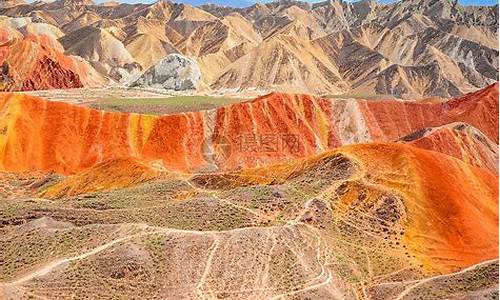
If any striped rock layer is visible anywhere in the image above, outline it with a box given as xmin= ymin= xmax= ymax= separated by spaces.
xmin=0 ymin=83 xmax=497 ymax=175
xmin=0 ymin=29 xmax=102 ymax=91
xmin=340 ymin=143 xmax=498 ymax=274
xmin=402 ymin=122 xmax=498 ymax=173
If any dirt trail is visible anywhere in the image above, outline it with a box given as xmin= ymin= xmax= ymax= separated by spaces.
xmin=5 ymin=228 xmax=164 ymax=286
xmin=393 ymin=258 xmax=499 ymax=300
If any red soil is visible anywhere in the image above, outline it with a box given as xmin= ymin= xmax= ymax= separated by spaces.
xmin=405 ymin=123 xmax=498 ymax=173
xmin=216 ymin=83 xmax=498 ymax=169
xmin=359 ymin=82 xmax=499 ymax=143
xmin=0 ymin=29 xmax=96 ymax=91
xmin=0 ymin=84 xmax=497 ymax=174
xmin=0 ymin=93 xmax=207 ymax=174
xmin=341 ymin=143 xmax=498 ymax=273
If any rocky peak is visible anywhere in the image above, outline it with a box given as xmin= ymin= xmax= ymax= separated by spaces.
xmin=0 ymin=0 xmax=26 ymax=8
xmin=130 ymin=54 xmax=201 ymax=91
xmin=55 ymin=0 xmax=94 ymax=5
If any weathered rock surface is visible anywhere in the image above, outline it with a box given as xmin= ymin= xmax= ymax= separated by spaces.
xmin=0 ymin=83 xmax=496 ymax=174
xmin=0 ymin=27 xmax=104 ymax=91
xmin=130 ymin=54 xmax=201 ymax=91
xmin=58 ymin=26 xmax=140 ymax=82
xmin=0 ymin=0 xmax=25 ymax=9
xmin=400 ymin=122 xmax=499 ymax=173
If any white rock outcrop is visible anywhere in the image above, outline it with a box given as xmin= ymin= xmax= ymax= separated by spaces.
xmin=130 ymin=54 xmax=201 ymax=91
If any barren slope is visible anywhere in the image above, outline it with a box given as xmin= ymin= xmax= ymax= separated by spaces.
xmin=0 ymin=142 xmax=497 ymax=299
xmin=400 ymin=122 xmax=498 ymax=173
xmin=0 ymin=0 xmax=497 ymax=96
xmin=58 ymin=25 xmax=139 ymax=81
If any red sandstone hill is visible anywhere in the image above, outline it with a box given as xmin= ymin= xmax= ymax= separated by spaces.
xmin=39 ymin=142 xmax=499 ymax=274
xmin=191 ymin=142 xmax=499 ymax=273
xmin=0 ymin=29 xmax=104 ymax=91
xmin=400 ymin=122 xmax=498 ymax=173
xmin=0 ymin=83 xmax=497 ymax=174
xmin=40 ymin=139 xmax=499 ymax=275
xmin=213 ymin=82 xmax=498 ymax=169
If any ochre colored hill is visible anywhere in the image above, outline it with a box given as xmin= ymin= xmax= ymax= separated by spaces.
xmin=340 ymin=143 xmax=497 ymax=273
xmin=40 ymin=157 xmax=166 ymax=199
xmin=359 ymin=82 xmax=499 ymax=144
xmin=0 ymin=93 xmax=207 ymax=174
xmin=193 ymin=142 xmax=499 ymax=274
xmin=0 ymin=29 xmax=104 ymax=91
xmin=0 ymin=84 xmax=497 ymax=174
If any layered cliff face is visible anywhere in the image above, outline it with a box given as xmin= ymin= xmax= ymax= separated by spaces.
xmin=0 ymin=93 xmax=207 ymax=174
xmin=0 ymin=83 xmax=496 ymax=174
xmin=0 ymin=28 xmax=105 ymax=91
xmin=210 ymin=82 xmax=498 ymax=170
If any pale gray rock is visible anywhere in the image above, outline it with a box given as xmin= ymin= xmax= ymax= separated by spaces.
xmin=130 ymin=54 xmax=201 ymax=91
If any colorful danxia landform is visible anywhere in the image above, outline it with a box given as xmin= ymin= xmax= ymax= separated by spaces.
xmin=190 ymin=142 xmax=499 ymax=274
xmin=0 ymin=28 xmax=103 ymax=91
xmin=0 ymin=83 xmax=497 ymax=174
xmin=42 ymin=141 xmax=498 ymax=275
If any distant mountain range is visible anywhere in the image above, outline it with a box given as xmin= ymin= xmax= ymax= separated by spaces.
xmin=0 ymin=0 xmax=498 ymax=97
xmin=27 ymin=0 xmax=500 ymax=7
